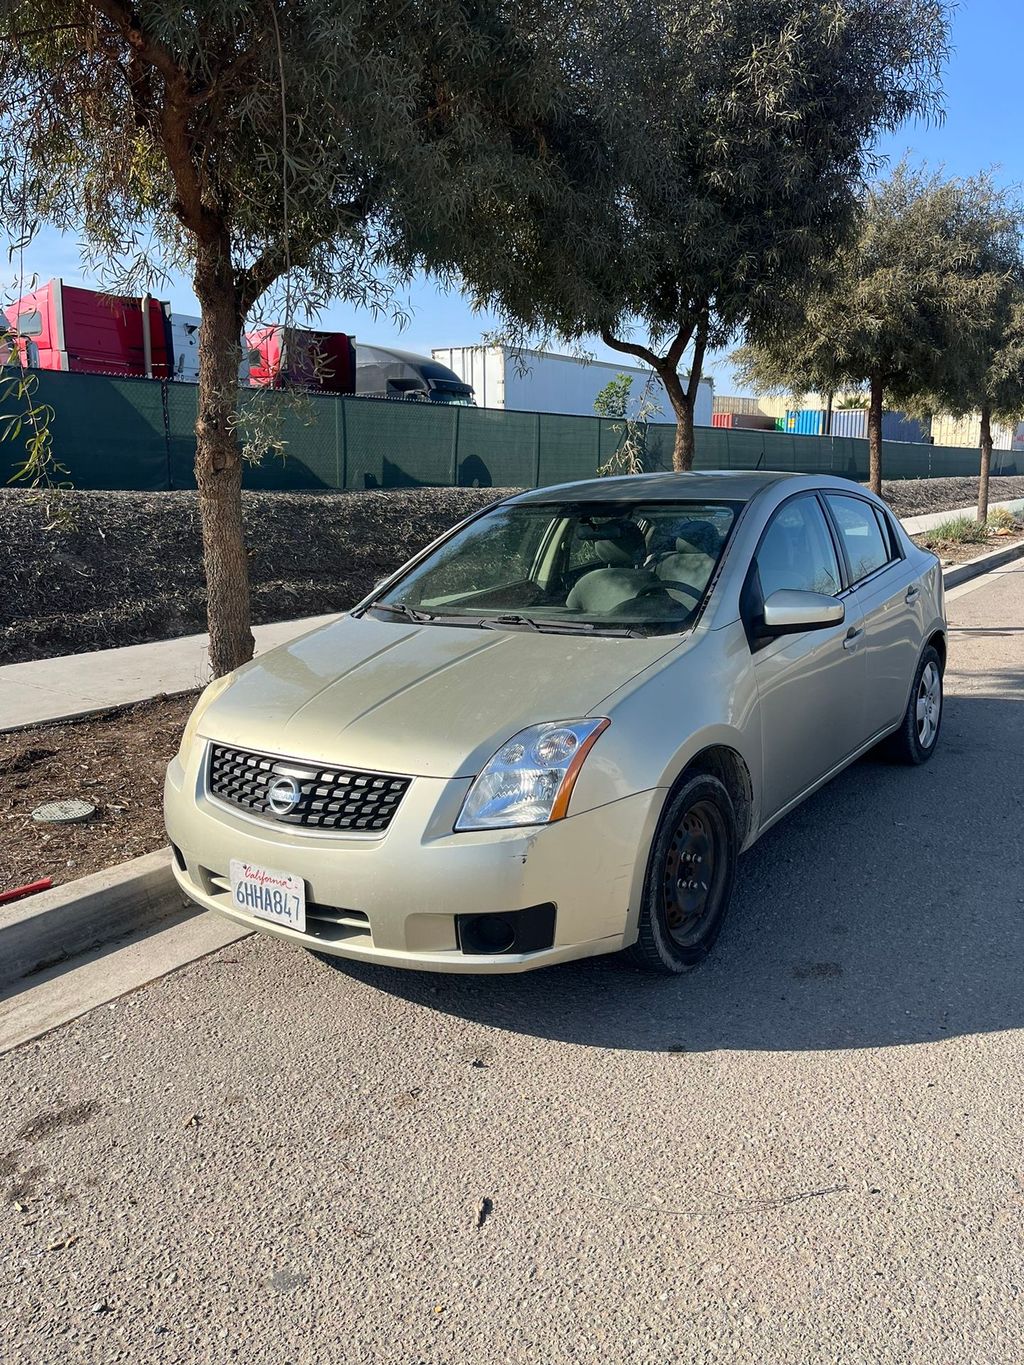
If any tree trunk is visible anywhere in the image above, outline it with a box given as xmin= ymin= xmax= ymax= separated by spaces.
xmin=194 ymin=234 xmax=254 ymax=677
xmin=658 ymin=364 xmax=695 ymax=472
xmin=824 ymin=390 xmax=834 ymax=437
xmin=867 ymin=373 xmax=884 ymax=497
xmin=977 ymin=404 xmax=993 ymax=524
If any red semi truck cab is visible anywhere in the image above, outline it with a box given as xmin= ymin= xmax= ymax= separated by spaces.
xmin=246 ymin=325 xmax=355 ymax=392
xmin=4 ymin=278 xmax=172 ymax=377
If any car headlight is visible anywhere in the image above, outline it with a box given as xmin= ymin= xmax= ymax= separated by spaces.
xmin=177 ymin=672 xmax=236 ymax=759
xmin=455 ymin=719 xmax=610 ymax=831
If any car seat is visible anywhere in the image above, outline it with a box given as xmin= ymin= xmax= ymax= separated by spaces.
xmin=566 ymin=523 xmax=655 ymax=613
xmin=655 ymin=520 xmax=722 ymax=600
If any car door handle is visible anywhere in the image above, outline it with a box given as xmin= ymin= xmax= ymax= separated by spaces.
xmin=843 ymin=626 xmax=863 ymax=651
xmin=905 ymin=585 xmax=920 ymax=603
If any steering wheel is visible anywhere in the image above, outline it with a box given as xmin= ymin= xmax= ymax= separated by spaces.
xmin=634 ymin=580 xmax=701 ymax=605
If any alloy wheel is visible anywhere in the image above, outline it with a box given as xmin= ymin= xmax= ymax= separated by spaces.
xmin=916 ymin=660 xmax=941 ymax=749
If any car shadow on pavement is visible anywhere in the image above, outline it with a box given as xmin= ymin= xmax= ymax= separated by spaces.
xmin=329 ymin=694 xmax=1024 ymax=1054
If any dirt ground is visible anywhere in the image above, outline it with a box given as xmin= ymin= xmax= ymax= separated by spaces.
xmin=3 ymin=477 xmax=1022 ymax=665
xmin=0 ymin=693 xmax=196 ymax=893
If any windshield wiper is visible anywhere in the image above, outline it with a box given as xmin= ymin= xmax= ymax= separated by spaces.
xmin=479 ymin=614 xmax=541 ymax=632
xmin=367 ymin=601 xmax=435 ymax=623
xmin=480 ymin=614 xmax=644 ymax=638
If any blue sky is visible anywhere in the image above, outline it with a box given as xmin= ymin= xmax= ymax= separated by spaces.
xmin=6 ymin=0 xmax=1020 ymax=394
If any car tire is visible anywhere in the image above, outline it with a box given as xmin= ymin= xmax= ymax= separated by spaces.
xmin=884 ymin=644 xmax=943 ymax=765
xmin=629 ymin=772 xmax=738 ymax=974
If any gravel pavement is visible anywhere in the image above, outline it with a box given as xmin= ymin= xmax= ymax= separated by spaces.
xmin=2 ymin=566 xmax=1023 ymax=1364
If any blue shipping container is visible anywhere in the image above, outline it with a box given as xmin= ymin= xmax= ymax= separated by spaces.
xmin=881 ymin=411 xmax=931 ymax=443
xmin=785 ymin=409 xmax=825 ymax=436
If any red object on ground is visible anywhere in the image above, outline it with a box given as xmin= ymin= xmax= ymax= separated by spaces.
xmin=4 ymin=278 xmax=172 ymax=377
xmin=0 ymin=877 xmax=53 ymax=906
xmin=246 ymin=324 xmax=355 ymax=392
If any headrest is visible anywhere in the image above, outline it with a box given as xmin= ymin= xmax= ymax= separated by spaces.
xmin=594 ymin=523 xmax=646 ymax=567
xmin=674 ymin=520 xmax=721 ymax=558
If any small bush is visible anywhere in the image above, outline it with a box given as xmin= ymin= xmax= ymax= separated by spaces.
xmin=927 ymin=515 xmax=989 ymax=545
xmin=987 ymin=506 xmax=1021 ymax=531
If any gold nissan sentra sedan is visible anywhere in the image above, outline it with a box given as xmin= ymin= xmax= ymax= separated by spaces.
xmin=165 ymin=471 xmax=946 ymax=974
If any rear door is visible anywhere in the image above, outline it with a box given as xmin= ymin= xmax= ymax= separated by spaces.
xmin=822 ymin=494 xmax=922 ymax=739
xmin=747 ymin=493 xmax=867 ymax=820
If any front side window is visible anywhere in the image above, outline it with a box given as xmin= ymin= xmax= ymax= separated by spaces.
xmin=825 ymin=495 xmax=891 ymax=584
xmin=372 ymin=500 xmax=739 ymax=636
xmin=755 ymin=496 xmax=842 ymax=599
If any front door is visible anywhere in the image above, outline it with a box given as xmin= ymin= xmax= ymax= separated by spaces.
xmin=749 ymin=493 xmax=868 ymax=820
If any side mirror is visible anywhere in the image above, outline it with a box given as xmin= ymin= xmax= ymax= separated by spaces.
xmin=762 ymin=589 xmax=844 ymax=634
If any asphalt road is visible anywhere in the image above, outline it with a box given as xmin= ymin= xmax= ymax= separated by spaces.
xmin=2 ymin=565 xmax=1023 ymax=1364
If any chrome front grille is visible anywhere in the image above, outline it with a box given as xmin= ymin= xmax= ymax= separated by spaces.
xmin=207 ymin=744 xmax=410 ymax=833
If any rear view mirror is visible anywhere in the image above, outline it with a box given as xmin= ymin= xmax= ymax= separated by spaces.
xmin=762 ymin=589 xmax=844 ymax=634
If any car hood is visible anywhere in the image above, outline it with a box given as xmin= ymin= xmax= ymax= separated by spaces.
xmin=200 ymin=614 xmax=678 ymax=778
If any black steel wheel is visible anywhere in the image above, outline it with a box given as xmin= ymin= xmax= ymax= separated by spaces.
xmin=631 ymin=772 xmax=738 ymax=973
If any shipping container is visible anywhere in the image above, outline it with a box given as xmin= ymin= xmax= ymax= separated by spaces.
xmin=881 ymin=411 xmax=931 ymax=444
xmin=712 ymin=394 xmax=766 ymax=416
xmin=432 ymin=344 xmax=714 ymax=426
xmin=5 ymin=278 xmax=172 ymax=377
xmin=247 ymin=325 xmax=355 ymax=393
xmin=786 ymin=406 xmax=931 ymax=442
xmin=785 ymin=409 xmax=825 ymax=436
xmin=354 ymin=345 xmax=474 ymax=403
xmin=712 ymin=412 xmax=775 ymax=430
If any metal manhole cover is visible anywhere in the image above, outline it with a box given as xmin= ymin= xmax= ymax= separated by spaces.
xmin=31 ymin=798 xmax=97 ymax=825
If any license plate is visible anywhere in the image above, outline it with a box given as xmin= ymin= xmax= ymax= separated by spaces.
xmin=228 ymin=859 xmax=306 ymax=933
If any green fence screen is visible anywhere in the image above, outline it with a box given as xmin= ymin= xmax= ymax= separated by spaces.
xmin=6 ymin=370 xmax=1019 ymax=491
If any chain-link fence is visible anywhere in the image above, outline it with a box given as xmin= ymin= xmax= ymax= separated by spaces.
xmin=6 ymin=370 xmax=1019 ymax=491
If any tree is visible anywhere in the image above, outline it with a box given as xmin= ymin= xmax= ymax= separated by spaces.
xmin=593 ymin=374 xmax=633 ymax=419
xmin=975 ymin=300 xmax=1024 ymax=521
xmin=911 ymin=182 xmax=1024 ymax=522
xmin=437 ymin=0 xmax=951 ymax=472
xmin=735 ymin=165 xmax=1013 ymax=495
xmin=1 ymin=1 xmax=566 ymax=675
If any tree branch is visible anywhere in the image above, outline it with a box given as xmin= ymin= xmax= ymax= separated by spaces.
xmin=665 ymin=321 xmax=695 ymax=372
xmin=235 ymin=194 xmax=374 ymax=316
xmin=686 ymin=314 xmax=709 ymax=406
xmin=601 ymin=328 xmax=661 ymax=371
xmin=87 ymin=0 xmax=219 ymax=240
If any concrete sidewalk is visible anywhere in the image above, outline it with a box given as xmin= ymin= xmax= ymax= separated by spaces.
xmin=3 ymin=494 xmax=1023 ymax=733
xmin=900 ymin=496 xmax=1024 ymax=535
xmin=1 ymin=613 xmax=338 ymax=731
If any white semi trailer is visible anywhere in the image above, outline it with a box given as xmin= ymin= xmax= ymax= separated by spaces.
xmin=431 ymin=344 xmax=713 ymax=426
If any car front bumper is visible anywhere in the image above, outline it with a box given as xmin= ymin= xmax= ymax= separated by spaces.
xmin=164 ymin=743 xmax=662 ymax=974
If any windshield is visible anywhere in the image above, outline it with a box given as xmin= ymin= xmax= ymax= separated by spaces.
xmin=372 ymin=499 xmax=740 ymax=636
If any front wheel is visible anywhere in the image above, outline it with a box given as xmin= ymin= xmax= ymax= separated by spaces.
xmin=630 ymin=772 xmax=738 ymax=974
xmin=884 ymin=644 xmax=943 ymax=765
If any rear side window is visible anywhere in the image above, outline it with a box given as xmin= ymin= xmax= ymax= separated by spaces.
xmin=825 ymin=495 xmax=891 ymax=584
xmin=755 ymin=495 xmax=842 ymax=599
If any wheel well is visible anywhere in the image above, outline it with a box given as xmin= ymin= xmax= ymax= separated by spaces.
xmin=677 ymin=745 xmax=754 ymax=846
xmin=927 ymin=630 xmax=947 ymax=672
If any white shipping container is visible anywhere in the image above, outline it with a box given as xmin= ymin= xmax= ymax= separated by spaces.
xmin=431 ymin=344 xmax=713 ymax=426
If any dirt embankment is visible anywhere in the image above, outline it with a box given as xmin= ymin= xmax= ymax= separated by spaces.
xmin=0 ymin=487 xmax=515 ymax=666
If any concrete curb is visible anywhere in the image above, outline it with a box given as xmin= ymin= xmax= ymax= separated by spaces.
xmin=941 ymin=537 xmax=1024 ymax=589
xmin=0 ymin=848 xmax=179 ymax=989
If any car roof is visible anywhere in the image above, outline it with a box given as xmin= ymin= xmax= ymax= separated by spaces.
xmin=509 ymin=470 xmax=807 ymax=505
